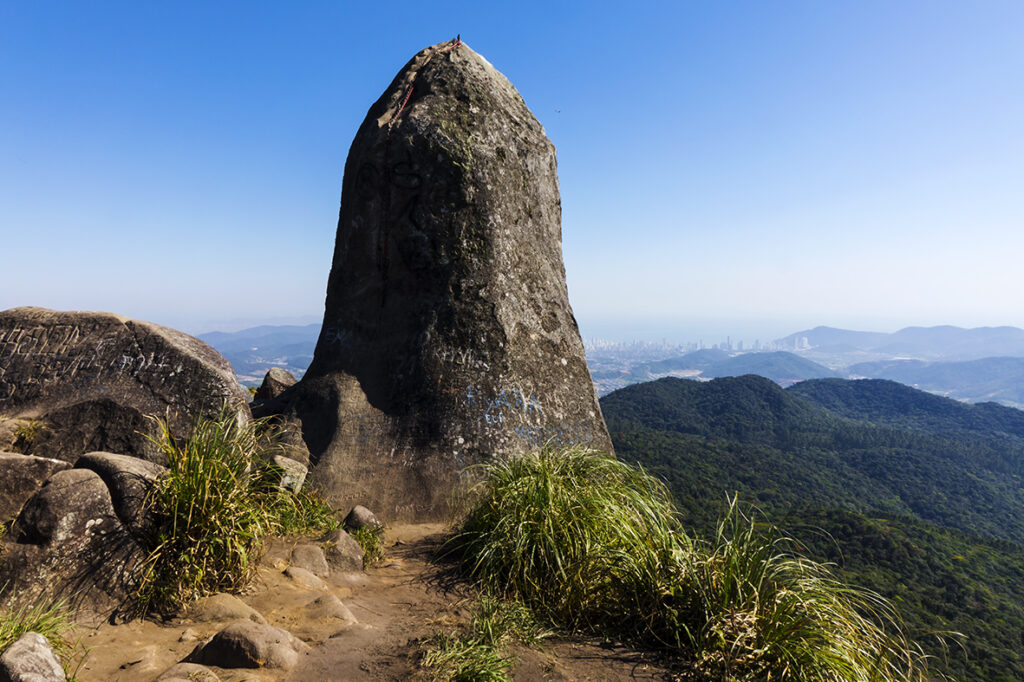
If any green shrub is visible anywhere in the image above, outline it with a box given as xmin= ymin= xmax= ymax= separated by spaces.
xmin=446 ymin=447 xmax=937 ymax=682
xmin=350 ymin=525 xmax=387 ymax=568
xmin=137 ymin=409 xmax=338 ymax=615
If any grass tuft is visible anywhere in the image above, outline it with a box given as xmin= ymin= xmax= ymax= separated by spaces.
xmin=350 ymin=525 xmax=387 ymax=568
xmin=11 ymin=419 xmax=44 ymax=453
xmin=0 ymin=599 xmax=84 ymax=677
xmin=422 ymin=595 xmax=549 ymax=681
xmin=136 ymin=409 xmax=338 ymax=615
xmin=444 ymin=446 xmax=939 ymax=682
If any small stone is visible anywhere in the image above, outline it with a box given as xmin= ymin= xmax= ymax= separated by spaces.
xmin=193 ymin=620 xmax=310 ymax=670
xmin=283 ymin=566 xmax=327 ymax=591
xmin=270 ymin=455 xmax=307 ymax=493
xmin=253 ymin=368 xmax=297 ymax=402
xmin=185 ymin=593 xmax=267 ymax=625
xmin=320 ymin=529 xmax=364 ymax=573
xmin=290 ymin=544 xmax=329 ymax=578
xmin=0 ymin=631 xmax=65 ymax=682
xmin=302 ymin=594 xmax=357 ymax=627
xmin=179 ymin=628 xmax=201 ymax=643
xmin=343 ymin=505 xmax=381 ymax=532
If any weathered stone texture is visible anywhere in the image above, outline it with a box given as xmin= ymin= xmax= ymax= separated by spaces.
xmin=254 ymin=368 xmax=297 ymax=401
xmin=320 ymin=528 xmax=364 ymax=574
xmin=0 ymin=307 xmax=250 ymax=462
xmin=192 ymin=621 xmax=310 ymax=670
xmin=73 ymin=451 xmax=166 ymax=537
xmin=0 ymin=452 xmax=70 ymax=523
xmin=0 ymin=468 xmax=144 ymax=622
xmin=0 ymin=632 xmax=65 ymax=682
xmin=286 ymin=40 xmax=611 ymax=520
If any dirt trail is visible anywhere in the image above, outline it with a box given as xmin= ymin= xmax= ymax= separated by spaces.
xmin=72 ymin=524 xmax=672 ymax=681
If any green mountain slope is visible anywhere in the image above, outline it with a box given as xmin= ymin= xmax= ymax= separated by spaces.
xmin=601 ymin=376 xmax=1024 ymax=681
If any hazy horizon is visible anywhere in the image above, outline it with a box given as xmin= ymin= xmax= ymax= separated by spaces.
xmin=179 ymin=313 xmax=1024 ymax=349
xmin=3 ymin=2 xmax=1023 ymax=340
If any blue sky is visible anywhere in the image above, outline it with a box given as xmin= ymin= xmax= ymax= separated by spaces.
xmin=2 ymin=2 xmax=1022 ymax=342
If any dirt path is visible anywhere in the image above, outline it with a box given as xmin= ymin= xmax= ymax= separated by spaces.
xmin=72 ymin=524 xmax=673 ymax=681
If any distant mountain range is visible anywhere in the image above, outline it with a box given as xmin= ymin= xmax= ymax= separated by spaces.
xmin=198 ymin=324 xmax=318 ymax=384
xmin=778 ymin=324 xmax=1024 ymax=361
xmin=591 ymin=349 xmax=838 ymax=392
xmin=601 ymin=376 xmax=1024 ymax=680
xmin=201 ymin=323 xmax=1024 ymax=410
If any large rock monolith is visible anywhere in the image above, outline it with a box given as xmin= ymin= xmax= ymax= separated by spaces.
xmin=282 ymin=39 xmax=611 ymax=519
xmin=0 ymin=307 xmax=251 ymax=462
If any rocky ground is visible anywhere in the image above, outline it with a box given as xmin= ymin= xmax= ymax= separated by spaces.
xmin=69 ymin=524 xmax=673 ymax=681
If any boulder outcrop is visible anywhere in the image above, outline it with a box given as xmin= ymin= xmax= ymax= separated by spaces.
xmin=282 ymin=39 xmax=611 ymax=519
xmin=0 ymin=468 xmax=144 ymax=621
xmin=191 ymin=620 xmax=310 ymax=670
xmin=0 ymin=307 xmax=250 ymax=463
xmin=73 ymin=451 xmax=166 ymax=538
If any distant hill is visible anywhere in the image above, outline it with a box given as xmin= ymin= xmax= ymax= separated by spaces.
xmin=778 ymin=324 xmax=1024 ymax=361
xmin=601 ymin=376 xmax=1024 ymax=680
xmin=706 ymin=351 xmax=839 ymax=384
xmin=618 ymin=350 xmax=837 ymax=390
xmin=199 ymin=324 xmax=319 ymax=385
xmin=848 ymin=356 xmax=1024 ymax=408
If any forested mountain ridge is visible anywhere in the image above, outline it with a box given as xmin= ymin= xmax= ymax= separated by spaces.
xmin=601 ymin=376 xmax=1024 ymax=681
xmin=602 ymin=375 xmax=1024 ymax=542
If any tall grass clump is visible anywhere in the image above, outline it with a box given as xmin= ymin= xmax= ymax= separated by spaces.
xmin=668 ymin=499 xmax=935 ymax=680
xmin=0 ymin=599 xmax=83 ymax=676
xmin=137 ymin=410 xmax=338 ymax=615
xmin=446 ymin=447 xmax=937 ymax=682
xmin=446 ymin=445 xmax=685 ymax=633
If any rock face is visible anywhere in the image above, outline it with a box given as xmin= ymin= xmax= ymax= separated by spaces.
xmin=0 ymin=453 xmax=71 ymax=523
xmin=285 ymin=40 xmax=611 ymax=519
xmin=74 ymin=451 xmax=166 ymax=537
xmin=0 ymin=307 xmax=250 ymax=463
